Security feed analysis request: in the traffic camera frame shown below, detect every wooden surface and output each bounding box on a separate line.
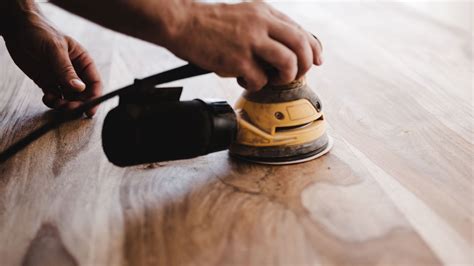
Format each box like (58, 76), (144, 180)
(1, 2), (473, 266)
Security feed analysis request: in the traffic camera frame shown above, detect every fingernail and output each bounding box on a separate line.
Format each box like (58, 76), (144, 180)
(70, 79), (86, 91)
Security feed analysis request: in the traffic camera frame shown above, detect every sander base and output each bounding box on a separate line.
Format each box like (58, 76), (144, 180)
(230, 135), (333, 165)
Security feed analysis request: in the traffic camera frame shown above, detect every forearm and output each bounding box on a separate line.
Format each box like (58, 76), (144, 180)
(50, 0), (193, 47)
(0, 0), (41, 37)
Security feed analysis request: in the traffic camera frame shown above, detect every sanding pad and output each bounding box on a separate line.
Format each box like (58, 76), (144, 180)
(231, 135), (333, 165)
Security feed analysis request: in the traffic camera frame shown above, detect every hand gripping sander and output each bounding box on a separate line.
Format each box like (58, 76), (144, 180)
(102, 65), (332, 166)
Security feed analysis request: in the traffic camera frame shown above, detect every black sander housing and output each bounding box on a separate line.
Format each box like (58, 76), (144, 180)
(102, 86), (237, 166)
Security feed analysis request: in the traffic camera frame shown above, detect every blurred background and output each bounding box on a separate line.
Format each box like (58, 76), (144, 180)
(203, 0), (472, 32)
(397, 1), (471, 31)
(37, 0), (473, 32)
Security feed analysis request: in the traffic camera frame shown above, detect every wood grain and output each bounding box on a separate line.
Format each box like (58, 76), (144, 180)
(0, 2), (472, 266)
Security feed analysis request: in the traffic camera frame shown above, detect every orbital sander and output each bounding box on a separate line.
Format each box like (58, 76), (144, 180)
(102, 65), (332, 166)
(0, 64), (332, 166)
(229, 79), (332, 165)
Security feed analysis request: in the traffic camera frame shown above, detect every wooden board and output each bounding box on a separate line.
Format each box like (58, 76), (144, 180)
(0, 2), (472, 265)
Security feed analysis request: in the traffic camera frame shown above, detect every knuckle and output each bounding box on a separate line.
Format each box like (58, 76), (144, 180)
(63, 35), (73, 42)
(235, 59), (251, 74)
(246, 72), (267, 91)
(280, 52), (297, 69)
(244, 79), (258, 91)
(250, 1), (267, 11)
(50, 38), (68, 51)
(280, 61), (297, 82)
(280, 70), (295, 83)
(248, 31), (262, 46)
(246, 3), (269, 21)
(64, 35), (77, 46)
(292, 33), (307, 52)
(60, 65), (76, 76)
(293, 22), (305, 31)
(243, 71), (257, 83)
(76, 50), (90, 62)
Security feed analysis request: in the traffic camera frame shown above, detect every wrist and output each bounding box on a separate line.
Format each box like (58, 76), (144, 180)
(1, 1), (41, 38)
(161, 2), (214, 58)
(143, 0), (195, 48)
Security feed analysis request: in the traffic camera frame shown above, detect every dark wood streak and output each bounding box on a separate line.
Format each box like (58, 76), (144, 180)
(51, 119), (95, 176)
(0, 111), (54, 183)
(22, 223), (78, 266)
(119, 149), (442, 266)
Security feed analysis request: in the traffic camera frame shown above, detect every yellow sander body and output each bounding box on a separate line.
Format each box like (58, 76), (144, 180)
(229, 79), (333, 165)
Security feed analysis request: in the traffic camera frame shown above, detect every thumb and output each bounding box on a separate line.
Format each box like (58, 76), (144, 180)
(49, 43), (86, 93)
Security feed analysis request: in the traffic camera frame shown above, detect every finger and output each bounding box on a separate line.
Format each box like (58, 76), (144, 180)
(84, 90), (101, 117)
(42, 92), (71, 109)
(66, 37), (102, 117)
(44, 93), (95, 117)
(45, 92), (81, 110)
(237, 61), (268, 91)
(42, 93), (57, 109)
(268, 8), (323, 67)
(253, 39), (297, 85)
(39, 80), (62, 98)
(68, 38), (103, 116)
(309, 33), (323, 65)
(75, 74), (101, 117)
(76, 72), (102, 101)
(68, 38), (102, 99)
(43, 95), (68, 110)
(60, 101), (84, 111)
(268, 21), (313, 80)
(48, 42), (86, 93)
(237, 77), (247, 88)
(311, 33), (323, 52)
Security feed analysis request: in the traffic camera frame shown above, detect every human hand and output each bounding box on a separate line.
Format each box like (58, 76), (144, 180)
(3, 10), (102, 117)
(166, 2), (323, 91)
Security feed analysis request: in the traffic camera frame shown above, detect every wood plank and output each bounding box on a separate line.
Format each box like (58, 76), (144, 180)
(0, 2), (472, 265)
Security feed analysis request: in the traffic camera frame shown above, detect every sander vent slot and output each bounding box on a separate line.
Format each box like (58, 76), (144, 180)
(276, 122), (312, 132)
(275, 116), (324, 133)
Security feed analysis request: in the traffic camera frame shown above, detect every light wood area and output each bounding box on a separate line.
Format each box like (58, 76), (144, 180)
(1, 2), (473, 266)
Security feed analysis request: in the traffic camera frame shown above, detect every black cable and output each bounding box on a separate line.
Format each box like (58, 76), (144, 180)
(0, 63), (210, 163)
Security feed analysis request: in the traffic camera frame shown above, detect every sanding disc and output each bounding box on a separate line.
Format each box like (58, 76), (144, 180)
(232, 135), (334, 165)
